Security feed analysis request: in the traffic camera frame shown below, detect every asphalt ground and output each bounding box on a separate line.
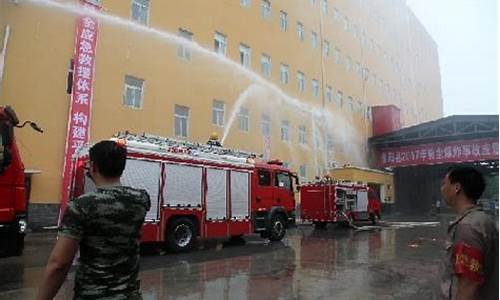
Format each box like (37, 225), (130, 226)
(0, 216), (450, 300)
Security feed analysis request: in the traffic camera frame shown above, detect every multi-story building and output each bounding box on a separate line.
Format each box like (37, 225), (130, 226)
(0, 0), (442, 223)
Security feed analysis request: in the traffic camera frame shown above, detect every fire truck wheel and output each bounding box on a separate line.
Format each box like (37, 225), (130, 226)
(268, 214), (286, 241)
(6, 222), (24, 256)
(225, 235), (246, 246)
(313, 221), (327, 229)
(166, 217), (197, 253)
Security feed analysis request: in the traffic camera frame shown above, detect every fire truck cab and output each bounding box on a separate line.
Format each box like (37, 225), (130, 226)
(70, 132), (297, 252)
(0, 106), (42, 256)
(300, 180), (381, 228)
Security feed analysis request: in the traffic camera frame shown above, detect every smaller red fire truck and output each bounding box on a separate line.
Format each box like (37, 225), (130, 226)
(70, 132), (297, 252)
(0, 106), (42, 256)
(300, 179), (381, 228)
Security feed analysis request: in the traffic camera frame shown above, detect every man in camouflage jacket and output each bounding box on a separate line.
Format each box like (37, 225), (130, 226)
(37, 140), (150, 300)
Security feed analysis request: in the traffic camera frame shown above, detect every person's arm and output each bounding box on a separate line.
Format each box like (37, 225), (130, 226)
(456, 276), (480, 300)
(37, 198), (85, 300)
(452, 223), (486, 300)
(36, 236), (79, 300)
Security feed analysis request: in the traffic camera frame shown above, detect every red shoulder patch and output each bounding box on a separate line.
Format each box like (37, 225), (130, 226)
(453, 242), (485, 284)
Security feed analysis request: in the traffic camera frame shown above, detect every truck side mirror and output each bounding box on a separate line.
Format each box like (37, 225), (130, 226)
(0, 122), (13, 173)
(0, 122), (13, 146)
(0, 145), (12, 174)
(290, 172), (300, 192)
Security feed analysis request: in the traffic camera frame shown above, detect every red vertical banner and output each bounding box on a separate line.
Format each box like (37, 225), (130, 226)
(59, 0), (101, 222)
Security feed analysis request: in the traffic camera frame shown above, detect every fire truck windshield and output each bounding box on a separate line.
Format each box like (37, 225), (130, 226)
(275, 172), (292, 191)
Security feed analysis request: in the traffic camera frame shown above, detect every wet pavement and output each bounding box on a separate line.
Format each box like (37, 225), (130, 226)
(0, 217), (449, 300)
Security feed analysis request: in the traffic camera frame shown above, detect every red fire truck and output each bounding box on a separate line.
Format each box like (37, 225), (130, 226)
(0, 106), (42, 256)
(70, 132), (297, 252)
(300, 180), (381, 228)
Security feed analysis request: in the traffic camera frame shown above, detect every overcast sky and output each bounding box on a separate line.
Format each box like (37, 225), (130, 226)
(406, 0), (498, 116)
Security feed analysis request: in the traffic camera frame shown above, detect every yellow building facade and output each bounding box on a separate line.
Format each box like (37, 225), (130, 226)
(0, 0), (442, 209)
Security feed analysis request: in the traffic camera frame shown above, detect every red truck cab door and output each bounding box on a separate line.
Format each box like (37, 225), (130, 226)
(273, 171), (294, 212)
(253, 169), (274, 210)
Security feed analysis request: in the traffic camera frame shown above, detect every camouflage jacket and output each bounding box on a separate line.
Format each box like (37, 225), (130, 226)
(59, 185), (151, 300)
(440, 206), (498, 300)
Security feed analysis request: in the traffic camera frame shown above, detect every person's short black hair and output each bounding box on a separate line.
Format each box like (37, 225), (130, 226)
(89, 140), (127, 178)
(447, 166), (486, 202)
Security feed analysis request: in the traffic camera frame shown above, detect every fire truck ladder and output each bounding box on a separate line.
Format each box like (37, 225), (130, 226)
(110, 131), (263, 167)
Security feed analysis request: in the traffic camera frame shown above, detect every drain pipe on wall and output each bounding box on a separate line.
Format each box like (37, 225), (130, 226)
(0, 25), (11, 92)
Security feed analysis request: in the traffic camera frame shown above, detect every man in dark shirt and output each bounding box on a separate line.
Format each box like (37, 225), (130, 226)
(37, 140), (150, 300)
(440, 166), (498, 300)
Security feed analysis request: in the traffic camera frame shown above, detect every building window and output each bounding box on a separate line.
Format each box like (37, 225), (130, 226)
(325, 85), (332, 102)
(280, 64), (289, 84)
(281, 120), (290, 142)
(352, 24), (358, 39)
(311, 31), (318, 48)
(214, 32), (227, 56)
(261, 54), (271, 77)
(347, 96), (354, 111)
(297, 22), (304, 41)
(131, 0), (149, 25)
(298, 125), (307, 144)
(123, 75), (144, 109)
(280, 11), (288, 31)
(326, 134), (334, 152)
(333, 8), (340, 21)
(312, 79), (319, 97)
(261, 114), (271, 136)
(336, 90), (343, 107)
(323, 40), (330, 56)
(343, 16), (349, 31)
(334, 48), (341, 64)
(178, 28), (193, 60)
(355, 61), (361, 77)
(356, 100), (363, 113)
(345, 56), (352, 71)
(212, 100), (225, 127)
(239, 44), (251, 68)
(297, 71), (305, 92)
(174, 104), (189, 137)
(238, 107), (249, 132)
(261, 0), (271, 19)
(321, 0), (328, 14)
(362, 68), (370, 81)
(299, 165), (307, 182)
(240, 0), (251, 7)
